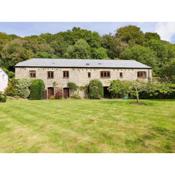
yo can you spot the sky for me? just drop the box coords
[0,22,175,43]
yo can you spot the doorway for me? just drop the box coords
[103,86,111,98]
[63,88,69,98]
[47,87,54,99]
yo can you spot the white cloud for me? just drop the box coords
[155,22,175,42]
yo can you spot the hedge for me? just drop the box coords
[29,79,45,100]
[109,80,175,99]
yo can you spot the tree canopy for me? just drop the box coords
[0,25,175,82]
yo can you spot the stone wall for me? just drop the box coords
[15,67,152,98]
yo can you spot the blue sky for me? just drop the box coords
[0,22,175,43]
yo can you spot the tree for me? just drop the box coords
[129,81,146,103]
[120,45,157,71]
[91,47,108,59]
[144,32,160,41]
[161,59,175,82]
[115,25,145,45]
[0,39,33,69]
[102,35,128,58]
[64,39,91,59]
[144,39,168,64]
[108,80,130,98]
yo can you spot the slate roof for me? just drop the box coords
[15,58,151,69]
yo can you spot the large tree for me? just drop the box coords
[120,45,157,72]
[64,39,91,59]
[115,25,145,45]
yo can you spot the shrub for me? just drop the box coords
[5,79,17,97]
[109,80,175,100]
[5,79,32,98]
[15,79,32,98]
[29,79,45,100]
[109,80,130,98]
[139,82,175,99]
[0,92,7,103]
[67,82,78,91]
[88,79,103,99]
[55,88,63,99]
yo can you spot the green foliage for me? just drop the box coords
[65,39,91,59]
[0,92,7,103]
[67,82,78,91]
[15,79,32,98]
[29,79,45,100]
[5,79,17,96]
[120,45,157,71]
[109,80,175,100]
[139,82,175,99]
[91,47,108,59]
[115,25,145,45]
[144,32,160,41]
[1,25,175,82]
[109,80,130,97]
[88,79,103,99]
[5,79,32,98]
[128,81,147,103]
[1,39,33,69]
[161,59,175,83]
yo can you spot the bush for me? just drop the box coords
[0,92,7,103]
[109,80,130,98]
[55,88,63,99]
[109,80,175,99]
[67,82,78,91]
[29,79,45,100]
[88,79,103,99]
[15,79,32,98]
[5,79,32,98]
[139,82,175,99]
[5,79,17,97]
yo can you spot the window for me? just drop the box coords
[119,72,123,78]
[137,71,146,79]
[29,70,36,78]
[47,71,54,79]
[88,72,91,78]
[100,71,110,78]
[63,71,69,78]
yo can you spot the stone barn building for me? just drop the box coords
[15,58,152,98]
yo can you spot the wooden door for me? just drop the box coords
[63,88,69,98]
[48,87,54,99]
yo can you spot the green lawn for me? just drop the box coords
[0,99,175,153]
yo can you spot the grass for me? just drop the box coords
[0,98,175,153]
